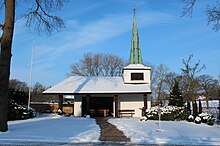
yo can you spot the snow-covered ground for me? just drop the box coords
[1,114,220,145]
[0,114,100,144]
[109,118,220,145]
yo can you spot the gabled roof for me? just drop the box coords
[43,76,151,94]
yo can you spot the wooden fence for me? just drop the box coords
[31,102,74,115]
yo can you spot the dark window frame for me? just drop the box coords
[131,73,144,80]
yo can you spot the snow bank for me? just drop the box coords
[0,114,100,144]
[109,118,220,145]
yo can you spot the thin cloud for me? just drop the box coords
[36,10,174,62]
[11,9,175,86]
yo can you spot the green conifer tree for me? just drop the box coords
[169,80,183,107]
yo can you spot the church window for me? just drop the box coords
[131,73,144,80]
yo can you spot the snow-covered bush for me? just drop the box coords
[203,108,219,122]
[145,106,187,121]
[58,109,62,115]
[83,114,91,118]
[198,112,214,126]
[8,99,36,121]
[187,113,214,125]
[187,115,194,122]
[140,117,147,121]
[207,116,214,126]
[195,116,201,124]
[198,113,209,123]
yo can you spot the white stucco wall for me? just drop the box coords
[118,94,144,117]
[147,100,151,109]
[123,69,151,84]
[74,96,82,116]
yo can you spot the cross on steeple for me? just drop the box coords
[129,6,143,64]
[133,0,136,12]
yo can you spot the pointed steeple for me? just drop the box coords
[129,8,143,64]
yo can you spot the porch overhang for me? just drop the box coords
[43,76,151,95]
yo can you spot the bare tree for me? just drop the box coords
[182,0,220,31]
[0,0,66,132]
[9,79,29,92]
[181,54,205,115]
[152,64,169,105]
[164,72,181,93]
[32,82,49,102]
[181,0,196,17]
[197,75,219,108]
[70,52,126,77]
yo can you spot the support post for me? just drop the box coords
[114,95,118,117]
[143,94,147,116]
[86,95,90,115]
[58,94,63,112]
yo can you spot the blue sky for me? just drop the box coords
[3,0,220,87]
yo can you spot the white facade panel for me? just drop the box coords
[74,96,82,116]
[147,100,151,109]
[119,94,144,117]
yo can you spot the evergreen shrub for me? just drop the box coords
[145,106,187,121]
[195,116,201,124]
[8,99,37,121]
[207,117,214,126]
[187,115,194,122]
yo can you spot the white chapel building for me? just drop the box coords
[43,9,151,118]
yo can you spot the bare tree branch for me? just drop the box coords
[181,54,206,102]
[206,4,220,31]
[152,64,169,105]
[23,0,67,35]
[181,0,196,17]
[0,0,3,10]
[181,0,220,32]
[70,52,126,77]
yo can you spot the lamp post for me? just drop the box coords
[157,106,162,132]
[28,41,34,111]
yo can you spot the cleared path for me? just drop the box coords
[95,117,130,142]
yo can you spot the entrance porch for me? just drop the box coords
[82,96,114,117]
[72,94,150,118]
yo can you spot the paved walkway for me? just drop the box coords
[95,117,130,142]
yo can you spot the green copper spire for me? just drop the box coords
[129,8,143,64]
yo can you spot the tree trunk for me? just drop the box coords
[205,95,209,109]
[193,100,198,118]
[187,101,191,116]
[218,99,220,120]
[198,99,202,114]
[0,0,15,132]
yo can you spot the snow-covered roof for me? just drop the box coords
[123,64,151,70]
[43,76,151,94]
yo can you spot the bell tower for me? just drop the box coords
[123,7,151,84]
